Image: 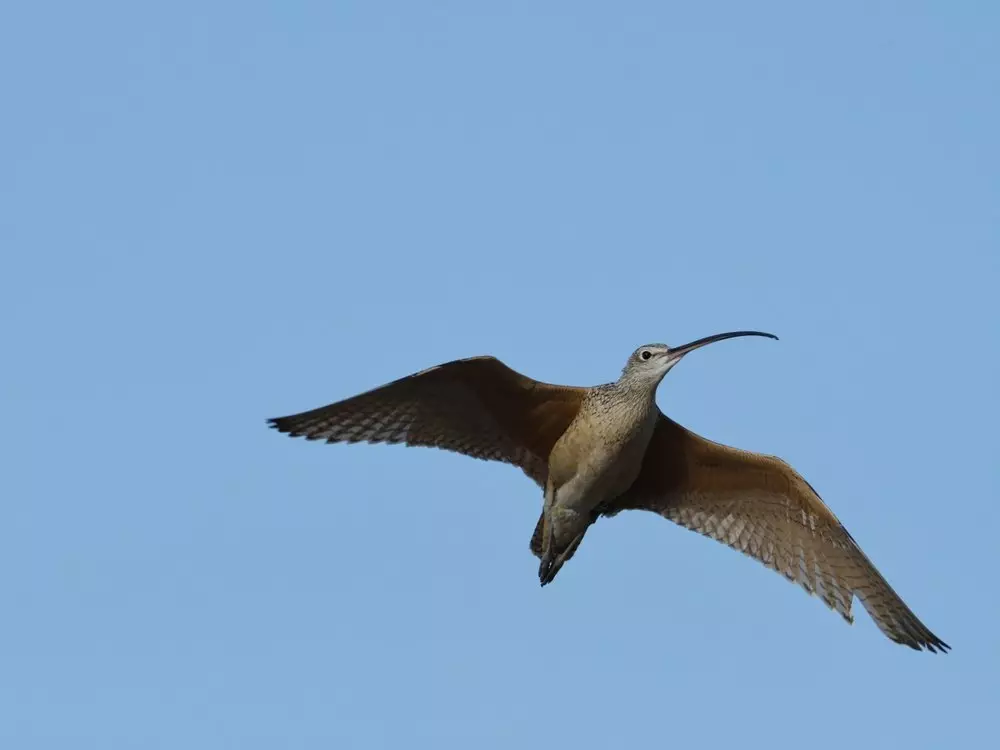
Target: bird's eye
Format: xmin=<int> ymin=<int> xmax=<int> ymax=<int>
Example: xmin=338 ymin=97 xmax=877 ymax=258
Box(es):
xmin=640 ymin=350 xmax=652 ymax=361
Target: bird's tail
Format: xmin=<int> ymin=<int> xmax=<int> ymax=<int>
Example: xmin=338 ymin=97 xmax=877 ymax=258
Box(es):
xmin=529 ymin=512 xmax=546 ymax=558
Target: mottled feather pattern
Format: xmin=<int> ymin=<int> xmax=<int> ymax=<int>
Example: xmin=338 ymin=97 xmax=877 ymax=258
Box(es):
xmin=669 ymin=493 xmax=947 ymax=651
xmin=610 ymin=414 xmax=949 ymax=653
xmin=269 ymin=354 xmax=947 ymax=653
xmin=276 ymin=383 xmax=520 ymax=460
xmin=268 ymin=356 xmax=584 ymax=487
xmin=664 ymin=492 xmax=856 ymax=621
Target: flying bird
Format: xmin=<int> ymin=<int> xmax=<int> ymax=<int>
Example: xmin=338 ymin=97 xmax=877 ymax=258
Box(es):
xmin=268 ymin=330 xmax=949 ymax=653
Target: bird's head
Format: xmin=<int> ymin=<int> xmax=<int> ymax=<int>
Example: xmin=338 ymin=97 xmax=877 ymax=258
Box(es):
xmin=620 ymin=330 xmax=778 ymax=387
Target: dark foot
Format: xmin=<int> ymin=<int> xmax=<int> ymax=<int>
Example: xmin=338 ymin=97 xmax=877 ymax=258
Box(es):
xmin=538 ymin=523 xmax=557 ymax=586
xmin=540 ymin=524 xmax=593 ymax=587
xmin=539 ymin=558 xmax=559 ymax=587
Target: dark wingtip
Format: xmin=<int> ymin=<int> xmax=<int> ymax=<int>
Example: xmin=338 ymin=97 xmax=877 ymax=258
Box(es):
xmin=929 ymin=637 xmax=952 ymax=654
xmin=917 ymin=625 xmax=951 ymax=654
xmin=267 ymin=416 xmax=295 ymax=435
xmin=895 ymin=632 xmax=950 ymax=654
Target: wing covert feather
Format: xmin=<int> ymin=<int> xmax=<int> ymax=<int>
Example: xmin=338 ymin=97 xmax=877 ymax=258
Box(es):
xmin=268 ymin=356 xmax=585 ymax=486
xmin=609 ymin=414 xmax=948 ymax=652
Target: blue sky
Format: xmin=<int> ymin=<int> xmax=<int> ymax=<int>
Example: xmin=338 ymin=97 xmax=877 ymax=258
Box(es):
xmin=3 ymin=2 xmax=998 ymax=747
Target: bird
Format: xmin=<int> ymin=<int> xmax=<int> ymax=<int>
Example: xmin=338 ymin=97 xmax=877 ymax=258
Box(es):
xmin=267 ymin=330 xmax=949 ymax=653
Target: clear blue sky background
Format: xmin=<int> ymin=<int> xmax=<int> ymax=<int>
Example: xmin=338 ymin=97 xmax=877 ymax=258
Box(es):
xmin=3 ymin=2 xmax=998 ymax=748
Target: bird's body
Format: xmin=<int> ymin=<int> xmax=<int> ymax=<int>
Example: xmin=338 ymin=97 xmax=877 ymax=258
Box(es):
xmin=268 ymin=331 xmax=950 ymax=653
xmin=541 ymin=382 xmax=661 ymax=582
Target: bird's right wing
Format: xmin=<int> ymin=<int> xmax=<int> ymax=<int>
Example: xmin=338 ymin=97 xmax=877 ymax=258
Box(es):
xmin=606 ymin=413 xmax=948 ymax=652
xmin=268 ymin=356 xmax=586 ymax=486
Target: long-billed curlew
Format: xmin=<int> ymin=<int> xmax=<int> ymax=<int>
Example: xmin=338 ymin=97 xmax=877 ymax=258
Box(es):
xmin=268 ymin=331 xmax=948 ymax=652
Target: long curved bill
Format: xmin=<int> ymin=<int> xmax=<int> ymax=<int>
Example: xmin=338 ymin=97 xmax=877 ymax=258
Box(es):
xmin=668 ymin=330 xmax=778 ymax=361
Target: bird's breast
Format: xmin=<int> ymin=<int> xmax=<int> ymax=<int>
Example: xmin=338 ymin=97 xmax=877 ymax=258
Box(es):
xmin=548 ymin=402 xmax=658 ymax=510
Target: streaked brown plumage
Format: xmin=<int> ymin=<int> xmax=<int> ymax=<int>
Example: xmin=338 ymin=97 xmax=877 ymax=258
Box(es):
xmin=268 ymin=333 xmax=949 ymax=653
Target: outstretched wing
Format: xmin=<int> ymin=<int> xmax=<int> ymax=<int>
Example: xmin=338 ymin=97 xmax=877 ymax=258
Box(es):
xmin=607 ymin=413 xmax=949 ymax=652
xmin=268 ymin=356 xmax=586 ymax=486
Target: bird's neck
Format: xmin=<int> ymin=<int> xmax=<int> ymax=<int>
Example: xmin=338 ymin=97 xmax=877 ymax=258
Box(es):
xmin=610 ymin=376 xmax=660 ymax=408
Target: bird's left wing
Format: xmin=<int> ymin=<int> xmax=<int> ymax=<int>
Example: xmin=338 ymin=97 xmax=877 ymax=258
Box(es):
xmin=268 ymin=356 xmax=586 ymax=486
xmin=606 ymin=413 xmax=949 ymax=652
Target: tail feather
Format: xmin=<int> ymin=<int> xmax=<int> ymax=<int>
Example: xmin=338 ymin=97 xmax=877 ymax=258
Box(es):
xmin=529 ymin=512 xmax=546 ymax=558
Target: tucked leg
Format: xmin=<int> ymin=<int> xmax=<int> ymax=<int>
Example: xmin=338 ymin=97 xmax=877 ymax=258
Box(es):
xmin=538 ymin=521 xmax=557 ymax=584
xmin=538 ymin=506 xmax=591 ymax=586
xmin=539 ymin=529 xmax=587 ymax=586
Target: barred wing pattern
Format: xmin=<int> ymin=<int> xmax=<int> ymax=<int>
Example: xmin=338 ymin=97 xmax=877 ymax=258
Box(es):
xmin=267 ymin=356 xmax=585 ymax=486
xmin=609 ymin=414 xmax=948 ymax=652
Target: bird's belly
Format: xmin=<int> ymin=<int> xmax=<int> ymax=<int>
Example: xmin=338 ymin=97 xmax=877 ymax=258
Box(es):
xmin=597 ymin=444 xmax=648 ymax=496
xmin=555 ymin=433 xmax=651 ymax=514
